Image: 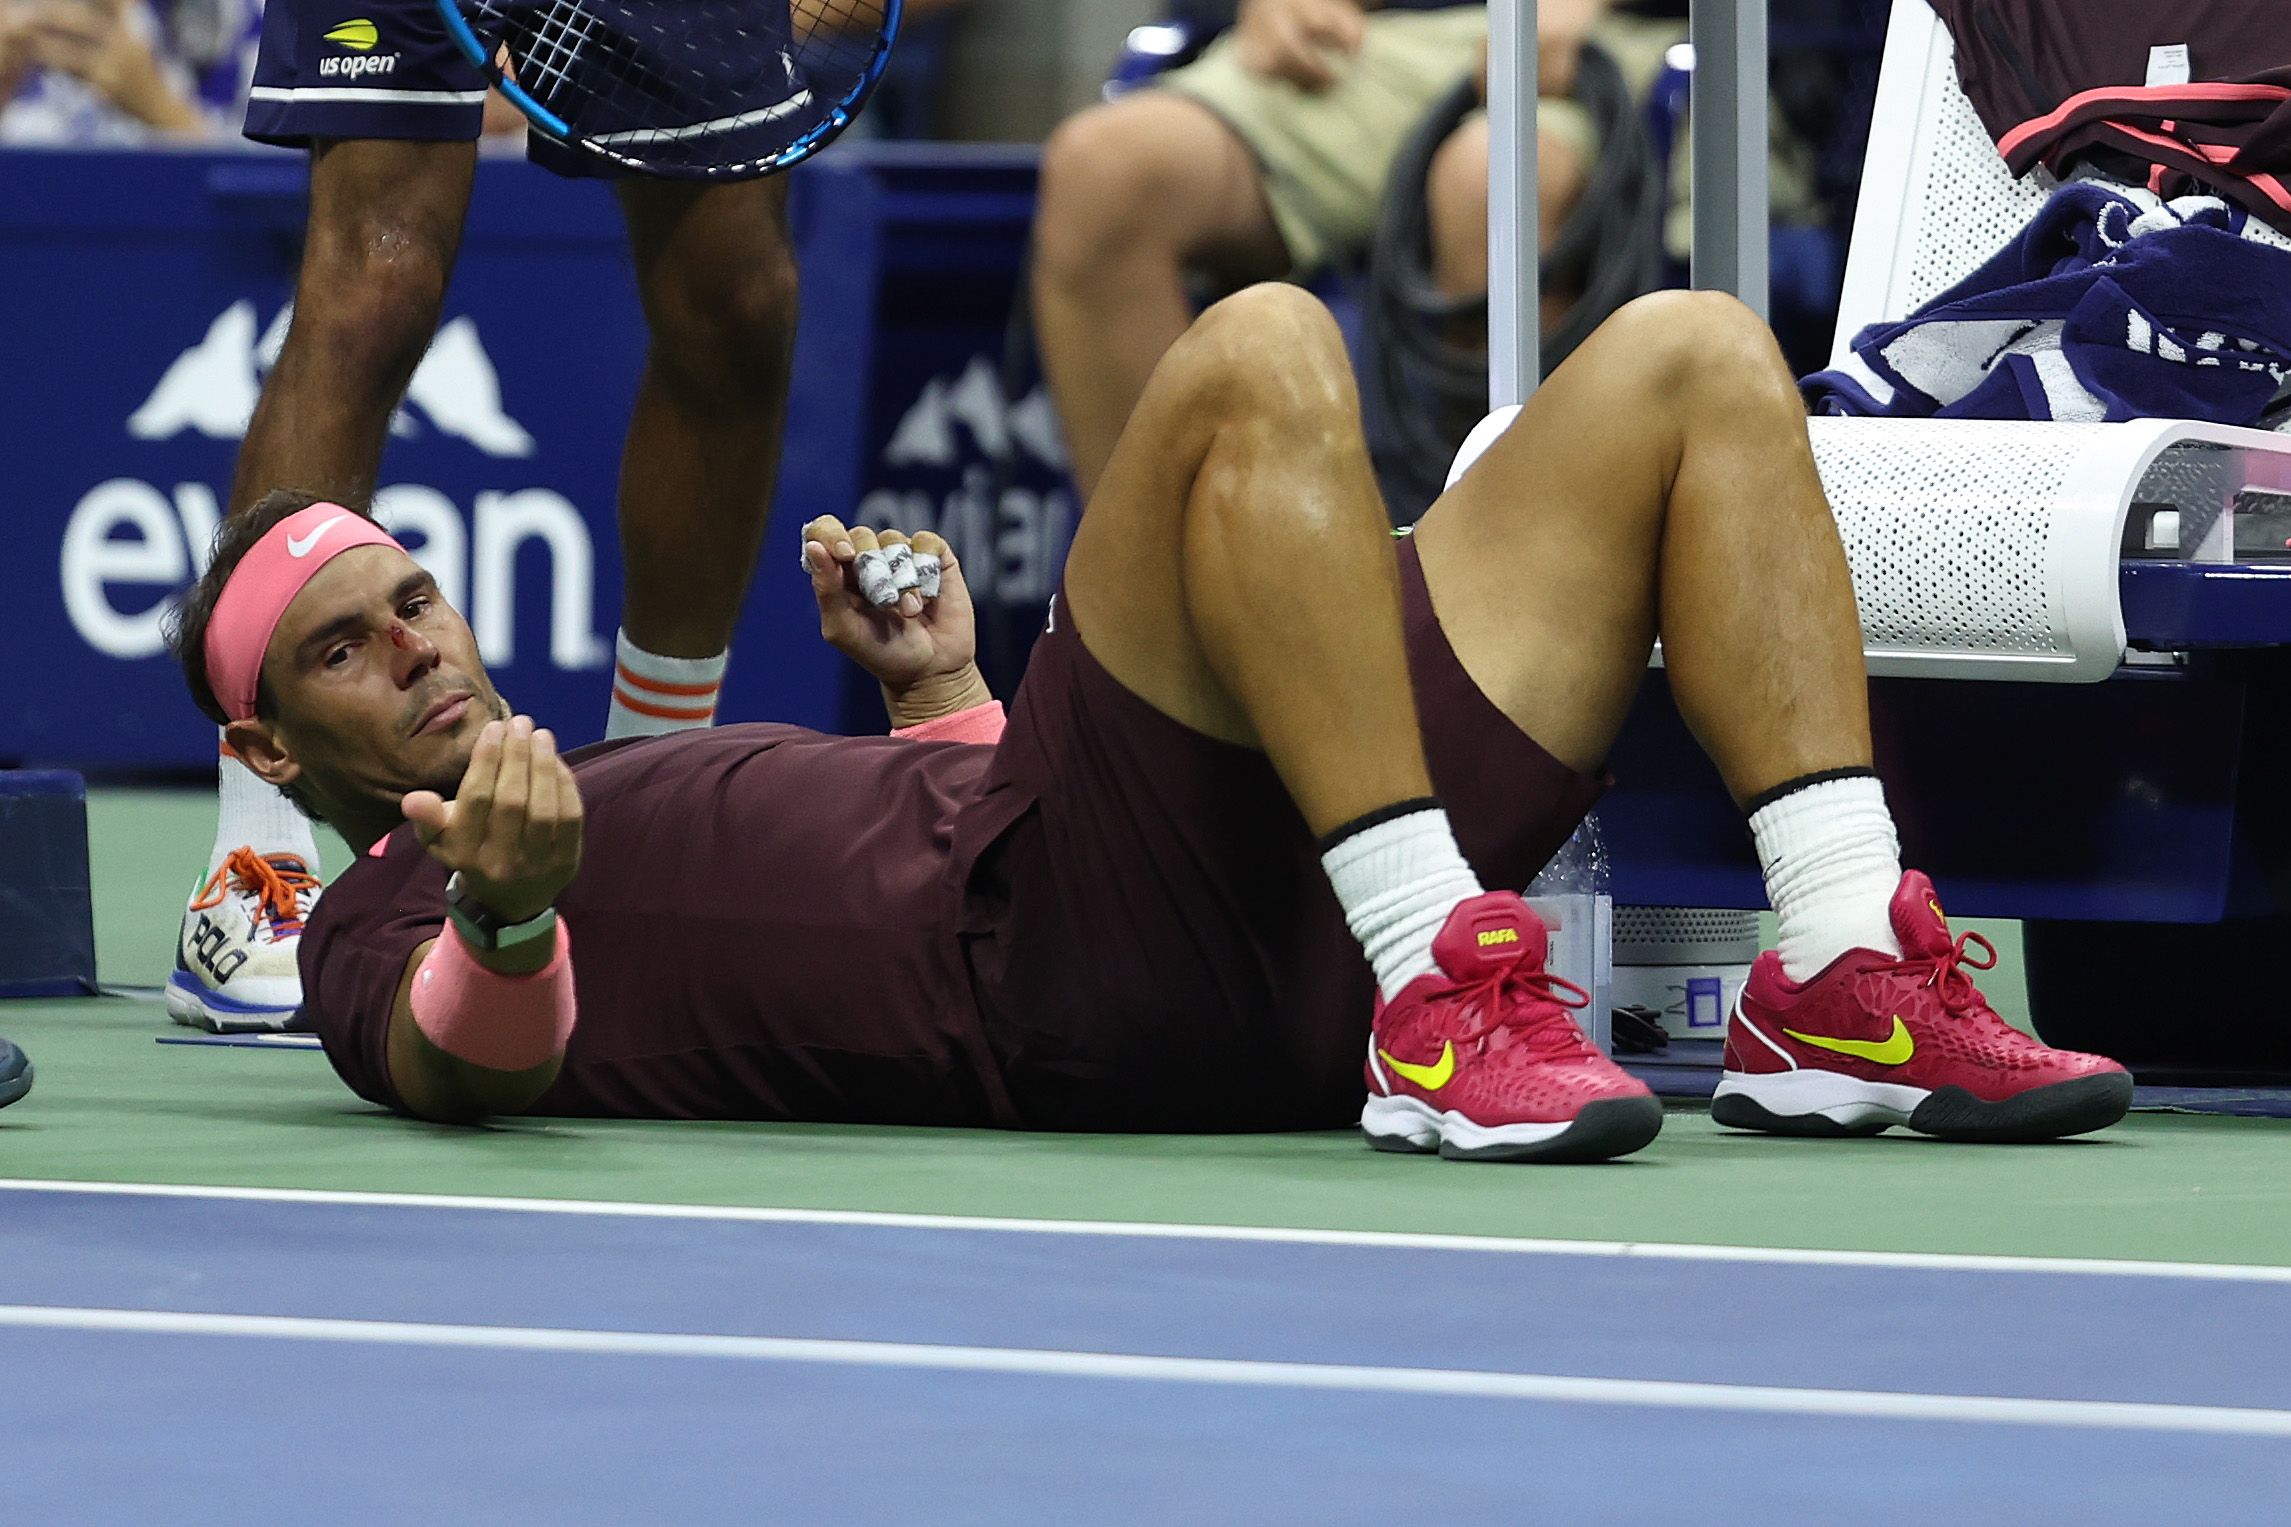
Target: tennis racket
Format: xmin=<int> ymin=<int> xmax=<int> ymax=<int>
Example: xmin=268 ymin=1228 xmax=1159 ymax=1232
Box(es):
xmin=436 ymin=0 xmax=901 ymax=180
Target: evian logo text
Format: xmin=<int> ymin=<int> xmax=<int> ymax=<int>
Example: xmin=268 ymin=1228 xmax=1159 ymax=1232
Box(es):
xmin=63 ymin=304 xmax=603 ymax=668
xmin=858 ymin=356 xmax=1075 ymax=606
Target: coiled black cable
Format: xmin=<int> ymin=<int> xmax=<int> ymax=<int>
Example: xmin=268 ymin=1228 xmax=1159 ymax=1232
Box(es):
xmin=1366 ymin=40 xmax=1665 ymax=517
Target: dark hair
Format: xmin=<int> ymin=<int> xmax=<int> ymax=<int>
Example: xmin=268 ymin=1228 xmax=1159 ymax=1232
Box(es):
xmin=167 ymin=488 xmax=347 ymax=725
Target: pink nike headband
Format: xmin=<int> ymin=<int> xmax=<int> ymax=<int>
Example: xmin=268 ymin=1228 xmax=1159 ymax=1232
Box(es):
xmin=205 ymin=503 xmax=405 ymax=722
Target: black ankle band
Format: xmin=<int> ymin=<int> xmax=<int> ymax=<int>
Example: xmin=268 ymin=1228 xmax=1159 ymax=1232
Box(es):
xmin=1743 ymin=767 xmax=1880 ymax=818
xmin=1316 ymin=797 xmax=1443 ymax=854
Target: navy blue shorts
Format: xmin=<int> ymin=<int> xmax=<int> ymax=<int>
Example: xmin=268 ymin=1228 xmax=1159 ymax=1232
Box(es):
xmin=244 ymin=0 xmax=599 ymax=176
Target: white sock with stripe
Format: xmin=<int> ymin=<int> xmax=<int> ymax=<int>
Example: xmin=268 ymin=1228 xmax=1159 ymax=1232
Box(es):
xmin=1319 ymin=800 xmax=1486 ymax=1001
xmin=1748 ymin=771 xmax=1904 ymax=982
xmin=211 ymin=734 xmax=319 ymax=877
xmin=605 ymin=629 xmax=727 ymax=739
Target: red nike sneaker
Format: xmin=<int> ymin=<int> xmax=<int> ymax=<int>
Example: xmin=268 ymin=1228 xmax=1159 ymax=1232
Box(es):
xmin=1364 ymin=892 xmax=1663 ymax=1163
xmin=1712 ymin=871 xmax=2132 ymax=1141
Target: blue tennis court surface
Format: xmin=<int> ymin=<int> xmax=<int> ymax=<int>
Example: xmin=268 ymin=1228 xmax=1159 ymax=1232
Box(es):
xmin=4 ymin=1181 xmax=2288 ymax=1522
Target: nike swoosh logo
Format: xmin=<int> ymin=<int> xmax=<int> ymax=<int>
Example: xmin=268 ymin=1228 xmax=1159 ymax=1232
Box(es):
xmin=286 ymin=514 xmax=347 ymax=558
xmin=1379 ymin=1041 xmax=1456 ymax=1091
xmin=1783 ymin=1015 xmax=1915 ymax=1066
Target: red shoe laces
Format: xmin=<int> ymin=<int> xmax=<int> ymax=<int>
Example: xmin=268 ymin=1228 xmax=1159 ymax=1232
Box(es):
xmin=189 ymin=848 xmax=318 ymax=937
xmin=1872 ymin=930 xmax=1998 ymax=1011
xmin=1450 ymin=949 xmax=1599 ymax=1060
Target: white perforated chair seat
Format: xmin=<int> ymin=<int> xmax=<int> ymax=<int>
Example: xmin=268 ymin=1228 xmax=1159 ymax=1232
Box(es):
xmin=1813 ymin=419 xmax=2115 ymax=672
xmin=1807 ymin=416 xmax=2291 ymax=678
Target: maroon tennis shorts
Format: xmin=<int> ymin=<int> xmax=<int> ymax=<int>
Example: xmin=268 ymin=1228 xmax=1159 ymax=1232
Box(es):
xmin=954 ymin=535 xmax=1607 ymax=1132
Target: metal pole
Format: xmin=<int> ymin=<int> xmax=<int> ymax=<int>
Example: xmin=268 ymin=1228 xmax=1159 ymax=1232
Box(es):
xmin=1689 ymin=0 xmax=1769 ymax=316
xmin=1486 ymin=0 xmax=1538 ymax=408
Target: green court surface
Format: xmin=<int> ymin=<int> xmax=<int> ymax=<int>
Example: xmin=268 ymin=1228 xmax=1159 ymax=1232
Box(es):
xmin=4 ymin=787 xmax=2286 ymax=1269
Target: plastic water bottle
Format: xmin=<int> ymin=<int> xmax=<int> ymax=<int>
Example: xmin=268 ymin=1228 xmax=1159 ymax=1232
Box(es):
xmin=1528 ymin=811 xmax=1610 ymax=897
xmin=1524 ymin=813 xmax=1615 ymax=1054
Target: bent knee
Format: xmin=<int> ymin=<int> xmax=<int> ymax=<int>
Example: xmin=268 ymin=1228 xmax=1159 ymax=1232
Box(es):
xmin=1600 ymin=289 xmax=1797 ymax=407
xmin=1536 ymin=120 xmax=1592 ymax=244
xmin=1427 ymin=115 xmax=1491 ymax=228
xmin=1426 ymin=117 xmax=1491 ymax=294
xmin=1173 ymin=283 xmax=1357 ymax=428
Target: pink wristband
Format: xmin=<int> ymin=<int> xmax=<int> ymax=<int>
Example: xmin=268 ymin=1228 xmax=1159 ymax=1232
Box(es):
xmin=892 ymin=699 xmax=1006 ymax=746
xmin=411 ymin=921 xmax=577 ymax=1072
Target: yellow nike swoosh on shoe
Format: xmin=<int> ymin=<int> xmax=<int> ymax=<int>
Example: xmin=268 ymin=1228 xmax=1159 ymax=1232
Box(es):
xmin=1782 ymin=1015 xmax=1915 ymax=1066
xmin=1379 ymin=1042 xmax=1455 ymax=1091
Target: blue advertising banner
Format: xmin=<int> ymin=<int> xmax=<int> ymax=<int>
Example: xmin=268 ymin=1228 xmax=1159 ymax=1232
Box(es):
xmin=0 ymin=143 xmax=1048 ymax=772
xmin=833 ymin=148 xmax=1070 ymax=718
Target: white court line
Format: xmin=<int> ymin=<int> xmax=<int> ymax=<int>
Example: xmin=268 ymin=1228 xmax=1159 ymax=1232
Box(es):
xmin=3 ymin=1178 xmax=2289 ymax=1286
xmin=0 ymin=1303 xmax=2285 ymax=1439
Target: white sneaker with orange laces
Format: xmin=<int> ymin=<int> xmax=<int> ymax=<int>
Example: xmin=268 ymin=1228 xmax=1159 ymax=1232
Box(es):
xmin=165 ymin=848 xmax=322 ymax=1032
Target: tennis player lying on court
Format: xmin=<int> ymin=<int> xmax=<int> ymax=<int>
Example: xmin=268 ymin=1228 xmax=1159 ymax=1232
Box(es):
xmin=170 ymin=285 xmax=2132 ymax=1161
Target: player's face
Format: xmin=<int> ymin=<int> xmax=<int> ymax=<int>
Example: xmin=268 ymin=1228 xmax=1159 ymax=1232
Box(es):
xmin=259 ymin=547 xmax=509 ymax=814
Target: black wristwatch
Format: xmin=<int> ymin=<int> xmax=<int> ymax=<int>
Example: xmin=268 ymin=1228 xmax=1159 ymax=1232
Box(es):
xmin=445 ymin=872 xmax=560 ymax=953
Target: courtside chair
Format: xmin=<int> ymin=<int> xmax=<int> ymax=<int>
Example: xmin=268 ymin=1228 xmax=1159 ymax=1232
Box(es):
xmin=1448 ymin=0 xmax=2291 ymax=1067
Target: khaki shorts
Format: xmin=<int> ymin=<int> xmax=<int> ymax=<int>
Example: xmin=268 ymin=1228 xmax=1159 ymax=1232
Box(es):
xmin=1161 ymin=5 xmax=1592 ymax=275
xmin=1160 ymin=9 xmax=1822 ymax=274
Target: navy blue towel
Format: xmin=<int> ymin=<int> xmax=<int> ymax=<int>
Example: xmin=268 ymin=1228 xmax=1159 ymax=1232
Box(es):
xmin=1805 ymin=180 xmax=2291 ymax=426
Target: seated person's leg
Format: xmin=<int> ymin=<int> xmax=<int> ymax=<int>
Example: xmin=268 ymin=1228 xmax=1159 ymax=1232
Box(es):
xmin=1033 ymin=5 xmax=1494 ymax=497
xmin=1425 ymin=104 xmax=1594 ymax=332
xmin=1033 ymin=94 xmax=1289 ymax=498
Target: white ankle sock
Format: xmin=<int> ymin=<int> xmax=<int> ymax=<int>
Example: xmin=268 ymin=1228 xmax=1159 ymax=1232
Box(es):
xmin=1749 ymin=773 xmax=1903 ymax=982
xmin=1319 ymin=802 xmax=1485 ymax=1000
xmin=606 ymin=629 xmax=727 ymax=739
xmin=212 ymin=736 xmax=319 ymax=875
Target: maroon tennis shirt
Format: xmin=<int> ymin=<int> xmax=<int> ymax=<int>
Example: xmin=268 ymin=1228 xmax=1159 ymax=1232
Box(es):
xmin=1931 ymin=0 xmax=2291 ymax=232
xmin=298 ymin=725 xmax=1025 ymax=1125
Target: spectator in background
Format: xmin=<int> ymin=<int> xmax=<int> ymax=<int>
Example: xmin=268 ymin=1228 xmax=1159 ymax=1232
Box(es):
xmin=1032 ymin=0 xmax=1617 ymax=499
xmin=0 ymin=0 xmax=255 ymax=142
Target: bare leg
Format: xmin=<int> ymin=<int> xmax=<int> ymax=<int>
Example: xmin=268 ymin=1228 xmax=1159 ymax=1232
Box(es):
xmin=1066 ymin=285 xmax=1663 ymax=1164
xmin=1426 ymin=112 xmax=1589 ymax=337
xmin=1062 ymin=284 xmax=1432 ymax=834
xmin=614 ymin=177 xmax=799 ymax=657
xmin=1032 ymin=94 xmax=1291 ymax=499
xmin=1411 ymin=289 xmax=1870 ymax=802
xmin=229 ymin=139 xmax=477 ymax=513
